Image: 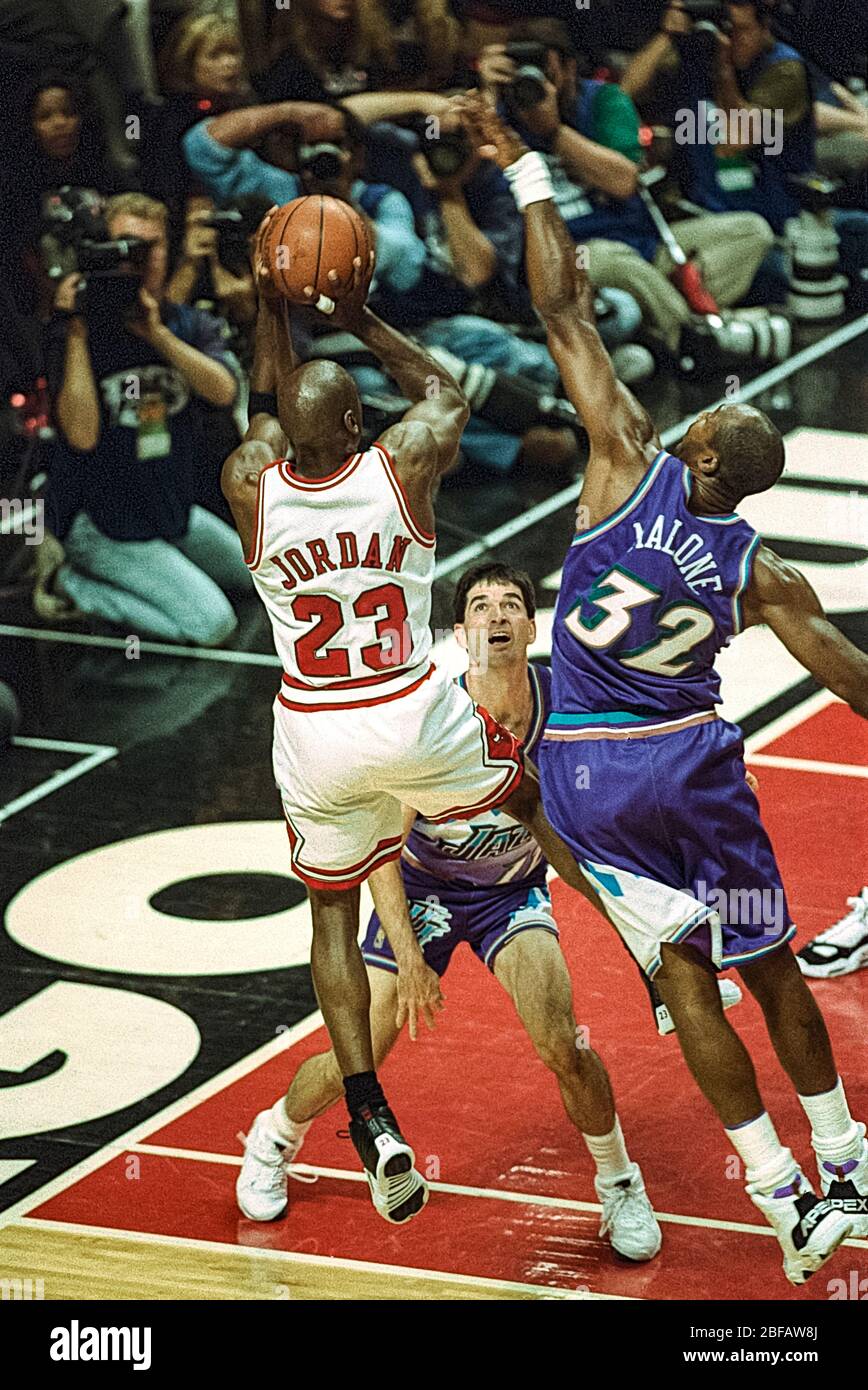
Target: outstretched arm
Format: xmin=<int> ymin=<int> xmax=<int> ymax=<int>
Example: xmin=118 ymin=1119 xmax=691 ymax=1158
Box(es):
xmin=464 ymin=97 xmax=656 ymax=472
xmin=743 ymin=547 xmax=868 ymax=718
xmin=221 ymin=229 xmax=292 ymax=552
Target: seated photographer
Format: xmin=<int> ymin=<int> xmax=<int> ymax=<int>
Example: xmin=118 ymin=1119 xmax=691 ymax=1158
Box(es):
xmin=43 ymin=193 xmax=250 ymax=647
xmin=182 ymin=102 xmax=427 ymax=296
xmin=165 ymin=194 xmax=260 ymax=332
xmin=480 ymin=19 xmax=782 ymax=367
xmin=623 ymin=2 xmax=868 ymax=289
xmin=622 ymin=1 xmax=813 ymax=232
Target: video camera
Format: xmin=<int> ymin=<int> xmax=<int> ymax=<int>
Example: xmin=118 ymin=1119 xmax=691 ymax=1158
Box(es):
xmin=40 ymin=187 xmax=152 ymax=317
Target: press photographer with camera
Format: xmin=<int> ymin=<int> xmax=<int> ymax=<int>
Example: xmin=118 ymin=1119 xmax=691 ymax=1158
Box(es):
xmin=478 ymin=18 xmax=784 ymax=370
xmin=622 ymin=0 xmax=812 ymax=230
xmin=166 ymin=196 xmax=259 ymax=330
xmin=43 ymin=192 xmax=252 ymax=646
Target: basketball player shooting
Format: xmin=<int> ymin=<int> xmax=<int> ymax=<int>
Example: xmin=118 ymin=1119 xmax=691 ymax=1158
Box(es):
xmin=463 ymin=97 xmax=868 ymax=1284
xmin=222 ymin=200 xmax=602 ymax=1226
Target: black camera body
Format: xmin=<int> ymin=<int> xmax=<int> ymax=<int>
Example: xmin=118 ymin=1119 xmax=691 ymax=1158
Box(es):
xmin=504 ymin=41 xmax=550 ymax=112
xmin=679 ymin=0 xmax=727 ymax=19
xmin=297 ymin=142 xmax=346 ymax=183
xmin=41 ymin=187 xmax=151 ymax=316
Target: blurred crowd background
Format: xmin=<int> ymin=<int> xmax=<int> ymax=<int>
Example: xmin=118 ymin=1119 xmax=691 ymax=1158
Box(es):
xmin=0 ymin=0 xmax=865 ymax=694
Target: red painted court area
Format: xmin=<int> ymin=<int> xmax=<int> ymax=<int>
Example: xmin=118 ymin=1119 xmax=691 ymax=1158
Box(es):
xmin=25 ymin=700 xmax=868 ymax=1299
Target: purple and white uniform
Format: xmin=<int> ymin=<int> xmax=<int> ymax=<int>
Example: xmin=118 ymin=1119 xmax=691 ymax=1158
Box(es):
xmin=362 ymin=664 xmax=559 ymax=976
xmin=538 ymin=450 xmax=795 ymax=977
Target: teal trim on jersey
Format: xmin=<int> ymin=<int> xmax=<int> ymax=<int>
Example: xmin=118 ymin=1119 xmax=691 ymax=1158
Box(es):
xmin=682 ymin=465 xmax=741 ymax=523
xmin=731 ymin=532 xmax=761 ymax=635
xmin=546 ymin=709 xmax=646 ymax=726
xmin=582 ymin=863 xmax=624 ymax=898
xmin=571 ymin=451 xmax=669 ymax=546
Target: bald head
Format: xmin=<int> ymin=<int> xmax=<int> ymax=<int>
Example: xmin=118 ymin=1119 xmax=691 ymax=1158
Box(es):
xmin=281 ymin=360 xmax=362 ymax=457
xmin=677 ymin=404 xmax=784 ymax=503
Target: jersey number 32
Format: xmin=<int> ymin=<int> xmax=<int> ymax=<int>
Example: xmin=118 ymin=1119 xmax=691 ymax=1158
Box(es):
xmin=564 ymin=565 xmax=714 ymax=677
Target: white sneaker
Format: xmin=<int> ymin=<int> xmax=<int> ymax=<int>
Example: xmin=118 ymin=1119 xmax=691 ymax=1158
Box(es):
xmin=595 ymin=1163 xmax=662 ymax=1261
xmin=656 ymin=976 xmax=743 ymax=1036
xmin=797 ymin=889 xmax=868 ymax=978
xmin=818 ymin=1124 xmax=868 ymax=1238
xmin=236 ymin=1110 xmax=308 ymax=1222
xmin=748 ymin=1173 xmax=853 ymax=1285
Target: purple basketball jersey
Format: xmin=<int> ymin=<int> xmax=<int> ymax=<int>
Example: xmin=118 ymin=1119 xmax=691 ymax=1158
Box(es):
xmin=552 ymin=452 xmax=760 ymax=717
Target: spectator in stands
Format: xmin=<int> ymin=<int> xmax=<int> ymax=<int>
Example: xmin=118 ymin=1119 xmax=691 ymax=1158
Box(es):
xmin=1 ymin=72 xmax=130 ymax=316
xmin=43 ymin=193 xmax=250 ymax=646
xmin=477 ymin=17 xmax=785 ymax=368
xmin=140 ymin=12 xmax=251 ymax=211
xmin=237 ymin=0 xmax=465 ymax=104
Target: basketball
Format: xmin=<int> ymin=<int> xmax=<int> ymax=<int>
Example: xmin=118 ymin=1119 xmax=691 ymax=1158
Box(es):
xmin=258 ymin=196 xmax=374 ymax=306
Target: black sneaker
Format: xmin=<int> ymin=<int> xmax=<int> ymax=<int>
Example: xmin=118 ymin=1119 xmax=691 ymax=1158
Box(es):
xmin=349 ymin=1104 xmax=428 ymax=1225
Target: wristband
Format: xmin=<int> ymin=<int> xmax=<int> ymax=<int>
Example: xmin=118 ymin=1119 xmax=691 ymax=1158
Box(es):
xmin=503 ymin=150 xmax=555 ymax=211
xmin=248 ymin=390 xmax=278 ymax=420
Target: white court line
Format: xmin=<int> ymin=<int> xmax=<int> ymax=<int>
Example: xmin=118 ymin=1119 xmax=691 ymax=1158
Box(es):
xmin=432 ymin=313 xmax=868 ymax=582
xmin=0 ymin=624 xmax=281 ymax=667
xmin=3 ymin=315 xmax=865 ymax=667
xmin=126 ymin=1143 xmax=868 ymax=1249
xmin=14 ymin=1217 xmax=626 ymax=1300
xmin=0 ymin=1010 xmax=327 ymax=1229
xmin=747 ymin=753 xmax=868 ymax=778
xmin=0 ymin=738 xmax=117 ymax=825
xmin=743 ymin=689 xmax=840 ymax=755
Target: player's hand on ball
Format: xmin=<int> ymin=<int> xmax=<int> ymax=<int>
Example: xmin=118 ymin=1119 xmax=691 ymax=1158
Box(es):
xmin=303 ymin=249 xmax=374 ymax=323
xmin=395 ymin=957 xmax=444 ymax=1041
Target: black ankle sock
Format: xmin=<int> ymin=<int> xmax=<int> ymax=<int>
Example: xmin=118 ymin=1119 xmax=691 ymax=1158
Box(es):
xmin=344 ymin=1071 xmax=387 ymax=1119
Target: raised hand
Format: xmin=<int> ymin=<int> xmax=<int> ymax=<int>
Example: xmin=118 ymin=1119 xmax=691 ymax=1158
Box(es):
xmin=458 ymin=91 xmax=528 ymax=171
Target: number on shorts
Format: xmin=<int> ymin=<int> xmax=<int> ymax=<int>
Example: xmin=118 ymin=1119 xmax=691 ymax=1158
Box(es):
xmin=292 ymin=583 xmax=411 ymax=677
xmin=564 ymin=565 xmax=713 ymax=675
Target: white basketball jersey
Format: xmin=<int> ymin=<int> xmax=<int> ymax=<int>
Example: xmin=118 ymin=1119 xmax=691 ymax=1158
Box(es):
xmin=247 ymin=442 xmax=436 ymax=711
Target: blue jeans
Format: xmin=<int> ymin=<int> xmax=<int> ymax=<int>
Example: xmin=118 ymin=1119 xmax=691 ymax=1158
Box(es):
xmin=60 ymin=507 xmax=252 ymax=645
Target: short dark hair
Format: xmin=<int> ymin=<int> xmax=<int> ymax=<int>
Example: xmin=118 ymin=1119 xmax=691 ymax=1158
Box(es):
xmin=514 ymin=19 xmax=575 ymax=58
xmin=712 ymin=405 xmax=785 ymax=498
xmin=453 ymin=562 xmax=536 ymax=625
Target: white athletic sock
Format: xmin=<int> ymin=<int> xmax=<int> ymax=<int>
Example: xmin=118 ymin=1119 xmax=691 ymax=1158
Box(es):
xmin=799 ymin=1078 xmax=864 ymax=1164
xmin=583 ymin=1117 xmax=632 ymax=1181
xmin=270 ymin=1099 xmax=311 ymax=1149
xmin=725 ymin=1112 xmax=799 ymax=1196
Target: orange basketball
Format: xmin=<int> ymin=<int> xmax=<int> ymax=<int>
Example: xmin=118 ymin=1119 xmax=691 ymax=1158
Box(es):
xmin=259 ymin=196 xmax=374 ymax=306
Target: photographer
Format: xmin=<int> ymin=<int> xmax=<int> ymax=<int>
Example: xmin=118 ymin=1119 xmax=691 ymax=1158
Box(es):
xmin=478 ymin=19 xmax=781 ymax=367
xmin=183 ymin=102 xmax=427 ymax=296
xmin=166 ymin=195 xmax=258 ymax=330
xmin=43 ymin=193 xmax=251 ymax=646
xmin=622 ymin=1 xmax=812 ymax=230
